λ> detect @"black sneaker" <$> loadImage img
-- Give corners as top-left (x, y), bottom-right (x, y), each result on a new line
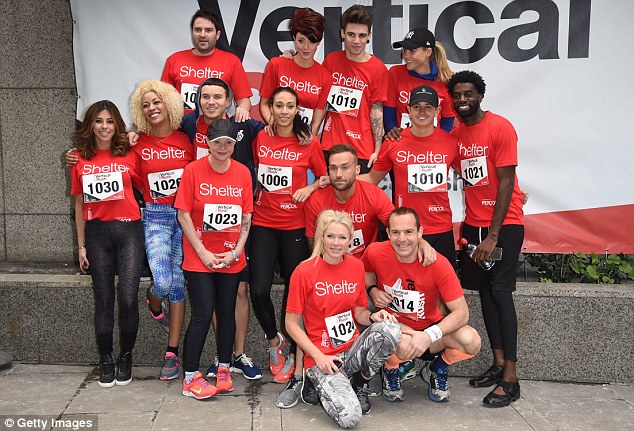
top-left (350, 374), bottom-right (371, 415)
top-left (116, 352), bottom-right (132, 386)
top-left (301, 374), bottom-right (320, 405)
top-left (98, 354), bottom-right (116, 388)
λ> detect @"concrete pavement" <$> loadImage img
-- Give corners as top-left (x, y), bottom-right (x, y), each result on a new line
top-left (0, 363), bottom-right (632, 431)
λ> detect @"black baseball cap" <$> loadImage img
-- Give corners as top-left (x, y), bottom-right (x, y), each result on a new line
top-left (207, 118), bottom-right (237, 142)
top-left (393, 28), bottom-right (435, 50)
top-left (409, 85), bottom-right (439, 107)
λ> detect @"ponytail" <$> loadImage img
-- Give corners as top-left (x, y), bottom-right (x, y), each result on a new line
top-left (433, 41), bottom-right (453, 83)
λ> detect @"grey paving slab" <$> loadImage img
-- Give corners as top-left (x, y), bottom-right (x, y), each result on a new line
top-left (64, 367), bottom-right (169, 415)
top-left (0, 369), bottom-right (87, 415)
top-left (58, 412), bottom-right (154, 431)
top-left (4, 363), bottom-right (93, 375)
top-left (607, 383), bottom-right (634, 406)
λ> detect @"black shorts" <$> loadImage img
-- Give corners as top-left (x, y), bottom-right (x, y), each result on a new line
top-left (423, 230), bottom-right (457, 270)
top-left (459, 223), bottom-right (524, 293)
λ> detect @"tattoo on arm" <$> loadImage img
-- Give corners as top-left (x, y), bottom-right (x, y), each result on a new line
top-left (370, 102), bottom-right (384, 142)
top-left (236, 214), bottom-right (251, 246)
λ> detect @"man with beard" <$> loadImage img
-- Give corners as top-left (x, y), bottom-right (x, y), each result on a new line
top-left (161, 9), bottom-right (252, 120)
top-left (448, 70), bottom-right (524, 408)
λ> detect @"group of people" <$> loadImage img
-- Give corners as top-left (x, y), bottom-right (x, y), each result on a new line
top-left (69, 4), bottom-right (525, 429)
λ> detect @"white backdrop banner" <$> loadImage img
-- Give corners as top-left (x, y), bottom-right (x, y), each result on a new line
top-left (71, 0), bottom-right (634, 253)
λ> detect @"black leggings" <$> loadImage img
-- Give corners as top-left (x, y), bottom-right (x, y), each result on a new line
top-left (85, 220), bottom-right (144, 356)
top-left (479, 289), bottom-right (518, 362)
top-left (249, 225), bottom-right (309, 350)
top-left (183, 270), bottom-right (241, 371)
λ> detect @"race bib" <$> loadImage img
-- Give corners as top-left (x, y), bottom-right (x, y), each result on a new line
top-left (148, 169), bottom-right (183, 199)
top-left (325, 310), bottom-right (356, 347)
top-left (196, 146), bottom-right (209, 160)
top-left (460, 156), bottom-right (489, 187)
top-left (180, 83), bottom-right (198, 111)
top-left (399, 113), bottom-right (411, 129)
top-left (83, 171), bottom-right (124, 203)
top-left (407, 164), bottom-right (447, 192)
top-left (298, 106), bottom-right (314, 126)
top-left (257, 164), bottom-right (292, 194)
top-left (325, 85), bottom-right (362, 117)
top-left (202, 204), bottom-right (242, 233)
top-left (383, 279), bottom-right (420, 321)
top-left (349, 229), bottom-right (365, 254)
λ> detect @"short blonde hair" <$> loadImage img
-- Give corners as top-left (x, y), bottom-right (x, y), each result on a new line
top-left (309, 210), bottom-right (354, 260)
top-left (129, 80), bottom-right (183, 135)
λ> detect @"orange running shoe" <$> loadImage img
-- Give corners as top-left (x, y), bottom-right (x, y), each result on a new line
top-left (273, 356), bottom-right (295, 383)
top-left (182, 372), bottom-right (218, 400)
top-left (269, 332), bottom-right (286, 375)
top-left (215, 366), bottom-right (234, 393)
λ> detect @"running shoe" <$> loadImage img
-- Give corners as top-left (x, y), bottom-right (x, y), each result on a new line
top-left (115, 352), bottom-right (132, 386)
top-left (276, 375), bottom-right (302, 408)
top-left (182, 372), bottom-right (218, 400)
top-left (215, 366), bottom-right (234, 393)
top-left (350, 375), bottom-right (371, 415)
top-left (382, 366), bottom-right (405, 402)
top-left (146, 298), bottom-right (169, 333)
top-left (368, 370), bottom-right (382, 397)
top-left (98, 353), bottom-right (116, 388)
top-left (301, 374), bottom-right (320, 405)
top-left (421, 361), bottom-right (450, 402)
top-left (399, 360), bottom-right (417, 381)
top-left (230, 354), bottom-right (263, 380)
top-left (269, 332), bottom-right (286, 375)
top-left (159, 352), bottom-right (181, 381)
top-left (273, 356), bottom-right (295, 383)
top-left (205, 356), bottom-right (219, 377)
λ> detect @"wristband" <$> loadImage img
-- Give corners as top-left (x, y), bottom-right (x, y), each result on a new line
top-left (366, 284), bottom-right (377, 295)
top-left (230, 249), bottom-right (239, 262)
top-left (368, 312), bottom-right (376, 324)
top-left (78, 246), bottom-right (86, 250)
top-left (423, 325), bottom-right (443, 343)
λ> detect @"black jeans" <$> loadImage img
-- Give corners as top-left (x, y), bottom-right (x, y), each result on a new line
top-left (85, 219), bottom-right (144, 356)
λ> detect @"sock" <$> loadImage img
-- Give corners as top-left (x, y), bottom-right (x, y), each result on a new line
top-left (441, 348), bottom-right (475, 365)
top-left (431, 354), bottom-right (449, 373)
top-left (352, 372), bottom-right (370, 388)
top-left (166, 345), bottom-right (178, 357)
top-left (218, 362), bottom-right (230, 368)
top-left (385, 353), bottom-right (401, 370)
top-left (185, 371), bottom-right (197, 383)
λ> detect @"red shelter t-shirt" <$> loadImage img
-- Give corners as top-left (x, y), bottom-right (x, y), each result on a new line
top-left (132, 132), bottom-right (194, 205)
top-left (374, 128), bottom-right (457, 234)
top-left (161, 48), bottom-right (252, 112)
top-left (304, 181), bottom-right (394, 257)
top-left (260, 57), bottom-right (332, 125)
top-left (71, 149), bottom-right (143, 222)
top-left (286, 255), bottom-right (368, 369)
top-left (174, 158), bottom-right (253, 273)
top-left (451, 112), bottom-right (524, 227)
top-left (321, 51), bottom-right (388, 160)
top-left (362, 241), bottom-right (463, 330)
top-left (252, 131), bottom-right (326, 230)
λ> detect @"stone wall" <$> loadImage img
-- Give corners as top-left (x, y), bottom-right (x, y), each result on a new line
top-left (0, 0), bottom-right (77, 261)
top-left (1, 276), bottom-right (632, 384)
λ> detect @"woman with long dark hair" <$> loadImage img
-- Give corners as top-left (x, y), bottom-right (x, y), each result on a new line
top-left (70, 100), bottom-right (144, 388)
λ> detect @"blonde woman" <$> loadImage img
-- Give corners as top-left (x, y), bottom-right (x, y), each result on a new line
top-left (284, 210), bottom-right (401, 428)
top-left (129, 80), bottom-right (194, 381)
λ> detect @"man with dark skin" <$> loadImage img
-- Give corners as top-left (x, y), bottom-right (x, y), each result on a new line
top-left (448, 70), bottom-right (525, 408)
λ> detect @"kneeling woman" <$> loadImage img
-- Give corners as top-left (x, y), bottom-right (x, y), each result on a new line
top-left (175, 119), bottom-right (253, 400)
top-left (285, 210), bottom-right (401, 429)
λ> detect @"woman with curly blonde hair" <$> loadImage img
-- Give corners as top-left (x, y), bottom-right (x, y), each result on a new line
top-left (129, 79), bottom-right (194, 381)
top-left (70, 100), bottom-right (144, 388)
